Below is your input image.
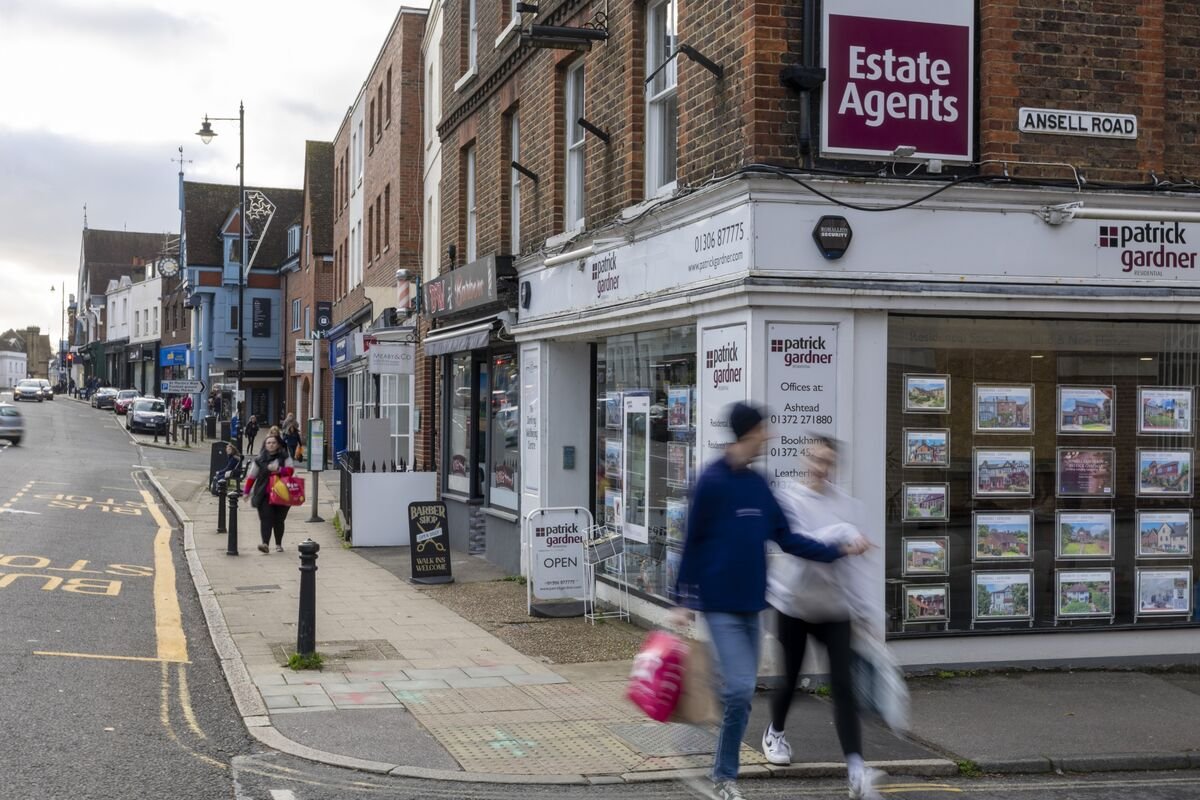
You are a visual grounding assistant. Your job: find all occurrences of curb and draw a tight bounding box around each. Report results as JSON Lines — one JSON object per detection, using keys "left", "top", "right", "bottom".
{"left": 141, "top": 464, "right": 963, "bottom": 785}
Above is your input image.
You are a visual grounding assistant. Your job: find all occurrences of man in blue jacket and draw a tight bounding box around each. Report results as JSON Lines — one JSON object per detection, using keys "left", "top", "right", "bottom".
{"left": 674, "top": 403, "right": 866, "bottom": 800}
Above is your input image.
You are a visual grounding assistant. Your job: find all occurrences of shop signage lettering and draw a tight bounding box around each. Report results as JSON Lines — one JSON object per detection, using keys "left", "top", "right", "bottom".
{"left": 408, "top": 501, "right": 452, "bottom": 584}
{"left": 705, "top": 341, "right": 742, "bottom": 389}
{"left": 765, "top": 323, "right": 838, "bottom": 489}
{"left": 367, "top": 342, "right": 415, "bottom": 375}
{"left": 591, "top": 252, "right": 619, "bottom": 297}
{"left": 521, "top": 345, "right": 541, "bottom": 494}
{"left": 526, "top": 508, "right": 588, "bottom": 605}
{"left": 1100, "top": 222, "right": 1199, "bottom": 277}
{"left": 822, "top": 1, "right": 974, "bottom": 161}
{"left": 422, "top": 255, "right": 513, "bottom": 319}
{"left": 1019, "top": 107, "right": 1137, "bottom": 140}
{"left": 699, "top": 324, "right": 749, "bottom": 467}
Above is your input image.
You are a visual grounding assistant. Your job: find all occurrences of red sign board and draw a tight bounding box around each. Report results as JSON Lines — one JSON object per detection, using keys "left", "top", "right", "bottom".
{"left": 822, "top": 1, "right": 974, "bottom": 162}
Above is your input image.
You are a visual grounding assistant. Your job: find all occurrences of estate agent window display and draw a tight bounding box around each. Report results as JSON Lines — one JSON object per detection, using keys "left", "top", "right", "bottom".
{"left": 888, "top": 316, "right": 1199, "bottom": 636}
{"left": 593, "top": 326, "right": 697, "bottom": 602}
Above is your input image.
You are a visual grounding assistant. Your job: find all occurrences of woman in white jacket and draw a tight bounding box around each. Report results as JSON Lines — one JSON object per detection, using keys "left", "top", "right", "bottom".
{"left": 762, "top": 436, "right": 884, "bottom": 800}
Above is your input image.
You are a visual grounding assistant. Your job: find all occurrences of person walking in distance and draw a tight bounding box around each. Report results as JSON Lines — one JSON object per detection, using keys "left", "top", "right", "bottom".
{"left": 245, "top": 433, "right": 294, "bottom": 553}
{"left": 762, "top": 437, "right": 884, "bottom": 800}
{"left": 245, "top": 414, "right": 260, "bottom": 455}
{"left": 672, "top": 404, "right": 868, "bottom": 800}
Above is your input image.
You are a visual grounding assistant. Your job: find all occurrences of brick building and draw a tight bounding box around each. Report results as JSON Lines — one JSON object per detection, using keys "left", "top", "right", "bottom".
{"left": 282, "top": 141, "right": 335, "bottom": 447}
{"left": 328, "top": 7, "right": 427, "bottom": 470}
{"left": 427, "top": 0, "right": 1200, "bottom": 663}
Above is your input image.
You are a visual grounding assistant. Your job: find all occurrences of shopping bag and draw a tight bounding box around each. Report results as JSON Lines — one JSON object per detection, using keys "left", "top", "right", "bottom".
{"left": 627, "top": 630, "right": 686, "bottom": 722}
{"left": 268, "top": 474, "right": 306, "bottom": 507}
{"left": 670, "top": 638, "right": 720, "bottom": 725}
{"left": 850, "top": 632, "right": 910, "bottom": 736}
{"left": 295, "top": 443, "right": 306, "bottom": 461}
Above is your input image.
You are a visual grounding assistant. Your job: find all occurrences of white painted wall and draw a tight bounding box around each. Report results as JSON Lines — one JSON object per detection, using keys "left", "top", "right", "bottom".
{"left": 348, "top": 87, "right": 367, "bottom": 291}
{"left": 129, "top": 274, "right": 162, "bottom": 345}
{"left": 422, "top": 0, "right": 443, "bottom": 284}
{"left": 0, "top": 351, "right": 26, "bottom": 387}
{"left": 105, "top": 278, "right": 132, "bottom": 343}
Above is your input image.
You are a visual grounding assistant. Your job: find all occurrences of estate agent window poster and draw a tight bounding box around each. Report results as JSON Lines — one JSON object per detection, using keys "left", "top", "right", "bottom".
{"left": 902, "top": 537, "right": 948, "bottom": 576}
{"left": 665, "top": 498, "right": 687, "bottom": 544}
{"left": 974, "top": 384, "right": 1033, "bottom": 433}
{"left": 622, "top": 394, "right": 651, "bottom": 543}
{"left": 1136, "top": 568, "right": 1192, "bottom": 617}
{"left": 605, "top": 392, "right": 624, "bottom": 429}
{"left": 973, "top": 512, "right": 1033, "bottom": 561}
{"left": 1136, "top": 510, "right": 1192, "bottom": 559}
{"left": 1138, "top": 387, "right": 1192, "bottom": 434}
{"left": 904, "top": 374, "right": 950, "bottom": 413}
{"left": 1056, "top": 511, "right": 1114, "bottom": 560}
{"left": 604, "top": 439, "right": 622, "bottom": 488}
{"left": 1056, "top": 448, "right": 1115, "bottom": 497}
{"left": 902, "top": 483, "right": 948, "bottom": 522}
{"left": 666, "top": 442, "right": 690, "bottom": 488}
{"left": 973, "top": 448, "right": 1034, "bottom": 497}
{"left": 973, "top": 571, "right": 1033, "bottom": 622}
{"left": 1056, "top": 569, "right": 1114, "bottom": 619}
{"left": 1057, "top": 386, "right": 1114, "bottom": 434}
{"left": 1137, "top": 449, "right": 1194, "bottom": 497}
{"left": 904, "top": 584, "right": 949, "bottom": 623}
{"left": 667, "top": 386, "right": 690, "bottom": 431}
{"left": 903, "top": 429, "right": 949, "bottom": 468}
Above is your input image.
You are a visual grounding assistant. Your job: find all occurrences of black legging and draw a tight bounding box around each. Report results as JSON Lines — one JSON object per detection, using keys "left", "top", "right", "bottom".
{"left": 770, "top": 610, "right": 862, "bottom": 757}
{"left": 258, "top": 502, "right": 290, "bottom": 546}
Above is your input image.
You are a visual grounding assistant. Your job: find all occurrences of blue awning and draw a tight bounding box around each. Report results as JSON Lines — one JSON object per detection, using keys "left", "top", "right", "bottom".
{"left": 160, "top": 343, "right": 190, "bottom": 367}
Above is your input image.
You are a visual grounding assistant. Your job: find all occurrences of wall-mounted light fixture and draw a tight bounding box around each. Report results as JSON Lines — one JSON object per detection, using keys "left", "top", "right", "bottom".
{"left": 1039, "top": 202, "right": 1200, "bottom": 226}
{"left": 891, "top": 145, "right": 917, "bottom": 158}
{"left": 577, "top": 118, "right": 610, "bottom": 144}
{"left": 523, "top": 24, "right": 608, "bottom": 51}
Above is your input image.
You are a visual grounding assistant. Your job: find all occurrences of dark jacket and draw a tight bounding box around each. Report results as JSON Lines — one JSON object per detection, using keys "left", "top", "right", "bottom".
{"left": 675, "top": 457, "right": 843, "bottom": 613}
{"left": 246, "top": 449, "right": 293, "bottom": 508}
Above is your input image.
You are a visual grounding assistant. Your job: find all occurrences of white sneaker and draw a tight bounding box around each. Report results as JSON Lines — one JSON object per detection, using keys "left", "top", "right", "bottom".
{"left": 848, "top": 766, "right": 887, "bottom": 800}
{"left": 714, "top": 781, "right": 747, "bottom": 800}
{"left": 761, "top": 725, "right": 792, "bottom": 765}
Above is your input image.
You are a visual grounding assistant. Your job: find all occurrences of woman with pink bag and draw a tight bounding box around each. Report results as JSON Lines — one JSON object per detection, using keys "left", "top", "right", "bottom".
{"left": 244, "top": 433, "right": 295, "bottom": 553}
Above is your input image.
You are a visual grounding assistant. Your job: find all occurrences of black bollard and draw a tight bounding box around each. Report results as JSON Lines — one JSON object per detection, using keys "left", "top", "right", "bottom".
{"left": 216, "top": 478, "right": 227, "bottom": 533}
{"left": 296, "top": 539, "right": 320, "bottom": 657}
{"left": 226, "top": 481, "right": 240, "bottom": 555}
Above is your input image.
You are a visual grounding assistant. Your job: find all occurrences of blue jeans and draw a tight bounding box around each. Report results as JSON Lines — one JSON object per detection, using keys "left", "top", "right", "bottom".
{"left": 705, "top": 611, "right": 761, "bottom": 782}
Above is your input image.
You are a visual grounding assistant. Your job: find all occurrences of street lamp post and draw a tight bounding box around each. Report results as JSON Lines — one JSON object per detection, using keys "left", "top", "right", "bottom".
{"left": 197, "top": 102, "right": 247, "bottom": 429}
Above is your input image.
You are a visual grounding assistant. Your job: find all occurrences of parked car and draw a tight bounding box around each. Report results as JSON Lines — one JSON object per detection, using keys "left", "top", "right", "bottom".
{"left": 92, "top": 387, "right": 118, "bottom": 409}
{"left": 13, "top": 379, "right": 43, "bottom": 402}
{"left": 0, "top": 402, "right": 23, "bottom": 445}
{"left": 128, "top": 398, "right": 168, "bottom": 434}
{"left": 37, "top": 379, "right": 54, "bottom": 400}
{"left": 113, "top": 390, "right": 140, "bottom": 415}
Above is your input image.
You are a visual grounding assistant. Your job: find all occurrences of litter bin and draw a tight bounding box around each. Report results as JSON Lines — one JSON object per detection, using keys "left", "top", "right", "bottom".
{"left": 204, "top": 414, "right": 217, "bottom": 439}
{"left": 209, "top": 441, "right": 231, "bottom": 494}
{"left": 219, "top": 420, "right": 232, "bottom": 442}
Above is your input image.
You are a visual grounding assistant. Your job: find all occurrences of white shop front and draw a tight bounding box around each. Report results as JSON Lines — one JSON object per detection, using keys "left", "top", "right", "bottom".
{"left": 514, "top": 174, "right": 1200, "bottom": 668}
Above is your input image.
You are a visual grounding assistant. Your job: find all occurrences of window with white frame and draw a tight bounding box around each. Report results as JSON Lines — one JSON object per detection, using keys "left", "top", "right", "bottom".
{"left": 468, "top": 0, "right": 478, "bottom": 72}
{"left": 379, "top": 372, "right": 414, "bottom": 467}
{"left": 134, "top": 310, "right": 140, "bottom": 336}
{"left": 304, "top": 306, "right": 310, "bottom": 336}
{"left": 291, "top": 298, "right": 301, "bottom": 332}
{"left": 287, "top": 224, "right": 301, "bottom": 257}
{"left": 564, "top": 61, "right": 586, "bottom": 231}
{"left": 426, "top": 63, "right": 436, "bottom": 146}
{"left": 646, "top": 0, "right": 678, "bottom": 196}
{"left": 510, "top": 113, "right": 521, "bottom": 254}
{"left": 465, "top": 144, "right": 477, "bottom": 263}
{"left": 153, "top": 306, "right": 158, "bottom": 334}
{"left": 357, "top": 120, "right": 364, "bottom": 183}
{"left": 351, "top": 130, "right": 359, "bottom": 195}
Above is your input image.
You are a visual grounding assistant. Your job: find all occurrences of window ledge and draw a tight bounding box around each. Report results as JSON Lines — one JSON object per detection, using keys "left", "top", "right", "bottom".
{"left": 453, "top": 67, "right": 478, "bottom": 93}
{"left": 494, "top": 17, "right": 521, "bottom": 49}
{"left": 484, "top": 505, "right": 519, "bottom": 523}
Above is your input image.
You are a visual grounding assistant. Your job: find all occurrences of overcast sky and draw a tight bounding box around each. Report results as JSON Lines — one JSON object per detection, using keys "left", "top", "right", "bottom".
{"left": 0, "top": 0, "right": 428, "bottom": 347}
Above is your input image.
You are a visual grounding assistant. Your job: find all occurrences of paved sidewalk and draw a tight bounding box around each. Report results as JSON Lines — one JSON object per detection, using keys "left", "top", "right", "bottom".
{"left": 142, "top": 448, "right": 1200, "bottom": 784}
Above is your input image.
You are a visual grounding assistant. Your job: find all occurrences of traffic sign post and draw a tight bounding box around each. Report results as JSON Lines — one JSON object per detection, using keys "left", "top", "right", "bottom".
{"left": 161, "top": 379, "right": 206, "bottom": 395}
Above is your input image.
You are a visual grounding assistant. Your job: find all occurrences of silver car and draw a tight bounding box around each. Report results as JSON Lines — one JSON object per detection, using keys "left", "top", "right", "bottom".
{"left": 128, "top": 398, "right": 168, "bottom": 434}
{"left": 0, "top": 403, "right": 23, "bottom": 444}
{"left": 13, "top": 379, "right": 42, "bottom": 402}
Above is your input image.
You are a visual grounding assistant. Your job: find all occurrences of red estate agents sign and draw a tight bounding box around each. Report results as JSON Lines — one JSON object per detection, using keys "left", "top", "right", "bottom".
{"left": 821, "top": 0, "right": 974, "bottom": 162}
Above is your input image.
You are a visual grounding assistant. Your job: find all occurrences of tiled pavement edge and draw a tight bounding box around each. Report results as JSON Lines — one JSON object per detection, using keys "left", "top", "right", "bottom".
{"left": 138, "top": 455, "right": 957, "bottom": 784}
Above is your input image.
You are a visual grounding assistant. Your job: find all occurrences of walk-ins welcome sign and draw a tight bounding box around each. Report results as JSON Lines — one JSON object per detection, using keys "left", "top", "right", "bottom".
{"left": 822, "top": 0, "right": 974, "bottom": 162}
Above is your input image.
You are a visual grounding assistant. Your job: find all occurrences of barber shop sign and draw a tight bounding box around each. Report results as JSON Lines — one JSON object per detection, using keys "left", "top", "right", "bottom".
{"left": 821, "top": 0, "right": 974, "bottom": 162}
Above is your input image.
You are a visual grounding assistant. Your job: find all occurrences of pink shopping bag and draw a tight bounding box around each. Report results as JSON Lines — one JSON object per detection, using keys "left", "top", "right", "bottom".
{"left": 627, "top": 630, "right": 687, "bottom": 722}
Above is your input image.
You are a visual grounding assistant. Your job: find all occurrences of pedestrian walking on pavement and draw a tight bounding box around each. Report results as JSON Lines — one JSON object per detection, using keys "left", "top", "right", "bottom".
{"left": 763, "top": 436, "right": 885, "bottom": 800}
{"left": 245, "top": 414, "right": 260, "bottom": 454}
{"left": 245, "top": 433, "right": 295, "bottom": 553}
{"left": 671, "top": 403, "right": 868, "bottom": 800}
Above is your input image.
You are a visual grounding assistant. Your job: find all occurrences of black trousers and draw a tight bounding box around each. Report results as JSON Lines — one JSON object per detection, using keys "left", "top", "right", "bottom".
{"left": 770, "top": 610, "right": 862, "bottom": 757}
{"left": 257, "top": 502, "right": 290, "bottom": 546}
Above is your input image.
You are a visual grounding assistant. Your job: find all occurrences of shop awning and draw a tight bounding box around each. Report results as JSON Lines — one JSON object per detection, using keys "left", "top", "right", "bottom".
{"left": 422, "top": 317, "right": 505, "bottom": 357}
